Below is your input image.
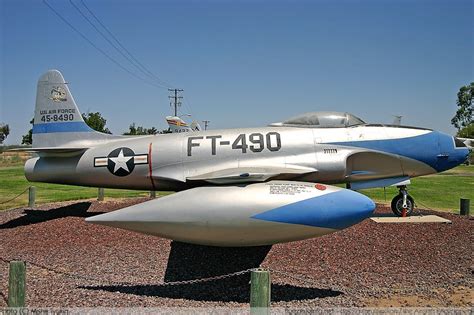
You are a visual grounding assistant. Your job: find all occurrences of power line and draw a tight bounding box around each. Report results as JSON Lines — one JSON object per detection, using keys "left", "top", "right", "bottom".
{"left": 182, "top": 95, "right": 195, "bottom": 118}
{"left": 78, "top": 0, "right": 174, "bottom": 88}
{"left": 68, "top": 0, "right": 169, "bottom": 89}
{"left": 42, "top": 0, "right": 166, "bottom": 89}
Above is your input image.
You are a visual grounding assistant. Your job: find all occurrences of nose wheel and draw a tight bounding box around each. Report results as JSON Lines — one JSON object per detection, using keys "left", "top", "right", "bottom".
{"left": 391, "top": 186, "right": 414, "bottom": 216}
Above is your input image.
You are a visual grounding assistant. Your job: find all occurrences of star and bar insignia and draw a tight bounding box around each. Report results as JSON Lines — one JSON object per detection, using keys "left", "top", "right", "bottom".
{"left": 94, "top": 147, "right": 148, "bottom": 177}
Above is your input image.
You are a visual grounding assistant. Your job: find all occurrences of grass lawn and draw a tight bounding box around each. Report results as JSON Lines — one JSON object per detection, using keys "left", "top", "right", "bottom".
{"left": 1, "top": 162, "right": 472, "bottom": 213}
{"left": 0, "top": 165, "right": 171, "bottom": 211}
{"left": 360, "top": 165, "right": 474, "bottom": 212}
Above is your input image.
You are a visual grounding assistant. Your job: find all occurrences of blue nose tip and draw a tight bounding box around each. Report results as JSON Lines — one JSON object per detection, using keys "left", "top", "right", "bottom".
{"left": 252, "top": 189, "right": 376, "bottom": 230}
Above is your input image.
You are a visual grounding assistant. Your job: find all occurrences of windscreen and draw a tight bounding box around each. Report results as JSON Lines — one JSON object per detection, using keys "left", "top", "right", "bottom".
{"left": 273, "top": 112, "right": 365, "bottom": 128}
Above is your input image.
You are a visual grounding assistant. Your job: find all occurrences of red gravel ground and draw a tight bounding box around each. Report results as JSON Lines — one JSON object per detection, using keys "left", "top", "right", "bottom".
{"left": 0, "top": 198, "right": 472, "bottom": 308}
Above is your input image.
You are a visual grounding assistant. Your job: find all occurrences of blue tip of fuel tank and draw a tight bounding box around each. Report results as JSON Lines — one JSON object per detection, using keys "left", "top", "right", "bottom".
{"left": 252, "top": 189, "right": 376, "bottom": 230}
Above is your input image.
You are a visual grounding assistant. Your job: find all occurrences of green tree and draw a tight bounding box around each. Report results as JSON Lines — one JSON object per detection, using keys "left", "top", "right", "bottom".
{"left": 0, "top": 124, "right": 10, "bottom": 144}
{"left": 21, "top": 118, "right": 34, "bottom": 145}
{"left": 82, "top": 112, "right": 111, "bottom": 134}
{"left": 451, "top": 82, "right": 473, "bottom": 130}
{"left": 457, "top": 123, "right": 474, "bottom": 138}
{"left": 21, "top": 130, "right": 32, "bottom": 145}
{"left": 123, "top": 123, "right": 159, "bottom": 135}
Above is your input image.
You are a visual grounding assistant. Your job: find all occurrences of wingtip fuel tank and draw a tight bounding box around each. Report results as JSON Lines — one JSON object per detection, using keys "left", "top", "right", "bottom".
{"left": 86, "top": 181, "right": 375, "bottom": 246}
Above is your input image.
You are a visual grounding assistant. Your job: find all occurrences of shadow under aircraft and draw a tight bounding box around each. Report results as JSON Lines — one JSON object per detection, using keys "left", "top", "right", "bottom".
{"left": 0, "top": 202, "right": 102, "bottom": 229}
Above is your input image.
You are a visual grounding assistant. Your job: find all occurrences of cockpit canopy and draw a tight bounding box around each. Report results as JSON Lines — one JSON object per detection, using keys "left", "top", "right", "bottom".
{"left": 270, "top": 111, "right": 366, "bottom": 128}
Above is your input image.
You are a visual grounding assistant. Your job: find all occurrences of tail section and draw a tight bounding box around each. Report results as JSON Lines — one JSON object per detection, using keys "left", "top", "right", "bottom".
{"left": 33, "top": 70, "right": 120, "bottom": 148}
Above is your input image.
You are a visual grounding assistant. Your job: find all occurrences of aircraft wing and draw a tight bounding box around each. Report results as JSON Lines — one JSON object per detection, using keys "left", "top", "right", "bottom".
{"left": 164, "top": 147, "right": 432, "bottom": 187}
{"left": 153, "top": 145, "right": 434, "bottom": 187}
{"left": 186, "top": 166, "right": 318, "bottom": 184}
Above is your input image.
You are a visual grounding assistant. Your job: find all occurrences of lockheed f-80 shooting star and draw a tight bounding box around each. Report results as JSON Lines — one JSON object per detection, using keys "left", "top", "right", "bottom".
{"left": 23, "top": 70, "right": 469, "bottom": 246}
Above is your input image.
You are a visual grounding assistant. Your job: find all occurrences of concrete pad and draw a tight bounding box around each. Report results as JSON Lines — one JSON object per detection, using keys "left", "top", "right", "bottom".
{"left": 370, "top": 215, "right": 451, "bottom": 224}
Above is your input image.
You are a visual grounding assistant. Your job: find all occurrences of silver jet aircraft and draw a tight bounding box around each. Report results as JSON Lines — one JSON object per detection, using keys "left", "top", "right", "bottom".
{"left": 24, "top": 70, "right": 469, "bottom": 246}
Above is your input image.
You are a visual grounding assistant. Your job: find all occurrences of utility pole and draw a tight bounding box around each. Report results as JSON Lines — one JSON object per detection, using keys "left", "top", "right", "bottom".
{"left": 168, "top": 88, "right": 183, "bottom": 116}
{"left": 203, "top": 120, "right": 210, "bottom": 130}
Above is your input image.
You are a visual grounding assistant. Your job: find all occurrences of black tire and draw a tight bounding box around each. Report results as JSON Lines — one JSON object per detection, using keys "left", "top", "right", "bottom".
{"left": 391, "top": 194, "right": 414, "bottom": 216}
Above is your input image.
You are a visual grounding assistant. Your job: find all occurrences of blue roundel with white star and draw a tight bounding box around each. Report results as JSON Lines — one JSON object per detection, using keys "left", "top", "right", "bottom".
{"left": 107, "top": 147, "right": 136, "bottom": 176}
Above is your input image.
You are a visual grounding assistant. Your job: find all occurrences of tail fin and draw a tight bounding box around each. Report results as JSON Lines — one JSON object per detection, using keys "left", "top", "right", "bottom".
{"left": 33, "top": 70, "right": 120, "bottom": 148}
{"left": 190, "top": 120, "right": 202, "bottom": 131}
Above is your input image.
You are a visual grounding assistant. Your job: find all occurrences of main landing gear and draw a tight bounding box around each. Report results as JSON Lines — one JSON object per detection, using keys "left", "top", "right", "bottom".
{"left": 391, "top": 185, "right": 414, "bottom": 216}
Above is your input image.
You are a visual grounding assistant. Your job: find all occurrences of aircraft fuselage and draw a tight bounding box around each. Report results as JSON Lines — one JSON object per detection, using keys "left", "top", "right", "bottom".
{"left": 25, "top": 124, "right": 468, "bottom": 191}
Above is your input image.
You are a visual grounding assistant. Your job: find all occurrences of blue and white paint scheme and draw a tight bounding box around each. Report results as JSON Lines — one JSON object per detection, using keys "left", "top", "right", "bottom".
{"left": 24, "top": 70, "right": 469, "bottom": 246}
{"left": 86, "top": 181, "right": 375, "bottom": 246}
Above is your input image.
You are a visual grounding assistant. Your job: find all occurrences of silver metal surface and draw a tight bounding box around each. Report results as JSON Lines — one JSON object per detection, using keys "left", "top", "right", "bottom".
{"left": 22, "top": 70, "right": 470, "bottom": 246}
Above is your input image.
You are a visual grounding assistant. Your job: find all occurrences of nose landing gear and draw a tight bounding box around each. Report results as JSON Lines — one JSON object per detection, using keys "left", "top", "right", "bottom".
{"left": 391, "top": 185, "right": 414, "bottom": 216}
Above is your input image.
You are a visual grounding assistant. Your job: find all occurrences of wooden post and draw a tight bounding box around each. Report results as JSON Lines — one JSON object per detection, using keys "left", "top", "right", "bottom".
{"left": 28, "top": 186, "right": 36, "bottom": 208}
{"left": 460, "top": 198, "right": 470, "bottom": 216}
{"left": 8, "top": 261, "right": 26, "bottom": 307}
{"left": 97, "top": 188, "right": 104, "bottom": 201}
{"left": 150, "top": 191, "right": 156, "bottom": 198}
{"left": 250, "top": 268, "right": 270, "bottom": 312}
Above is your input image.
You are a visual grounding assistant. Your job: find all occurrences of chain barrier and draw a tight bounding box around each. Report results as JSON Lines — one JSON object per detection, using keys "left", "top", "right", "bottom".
{"left": 1, "top": 256, "right": 471, "bottom": 303}
{"left": 414, "top": 199, "right": 438, "bottom": 214}
{"left": 0, "top": 256, "right": 253, "bottom": 287}
{"left": 408, "top": 191, "right": 448, "bottom": 216}
{"left": 149, "top": 268, "right": 253, "bottom": 286}
{"left": 0, "top": 187, "right": 29, "bottom": 206}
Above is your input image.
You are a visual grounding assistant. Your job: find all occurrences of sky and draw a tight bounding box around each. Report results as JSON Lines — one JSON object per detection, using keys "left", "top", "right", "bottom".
{"left": 0, "top": 0, "right": 473, "bottom": 144}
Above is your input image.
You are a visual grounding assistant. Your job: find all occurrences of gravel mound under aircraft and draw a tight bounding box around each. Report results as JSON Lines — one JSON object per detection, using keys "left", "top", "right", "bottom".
{"left": 24, "top": 70, "right": 469, "bottom": 246}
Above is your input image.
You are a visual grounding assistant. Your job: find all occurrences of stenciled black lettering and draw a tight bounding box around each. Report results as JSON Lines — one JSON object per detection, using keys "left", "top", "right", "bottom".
{"left": 249, "top": 133, "right": 264, "bottom": 152}
{"left": 206, "top": 135, "right": 222, "bottom": 155}
{"left": 187, "top": 136, "right": 204, "bottom": 156}
{"left": 266, "top": 132, "right": 281, "bottom": 151}
{"left": 232, "top": 134, "right": 248, "bottom": 153}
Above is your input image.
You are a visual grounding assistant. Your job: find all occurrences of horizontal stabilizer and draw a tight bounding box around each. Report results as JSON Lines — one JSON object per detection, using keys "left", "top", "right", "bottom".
{"left": 10, "top": 147, "right": 88, "bottom": 158}
{"left": 10, "top": 147, "right": 87, "bottom": 153}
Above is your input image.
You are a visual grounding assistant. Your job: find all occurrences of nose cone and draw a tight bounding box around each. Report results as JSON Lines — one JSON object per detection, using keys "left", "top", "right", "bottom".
{"left": 252, "top": 189, "right": 376, "bottom": 230}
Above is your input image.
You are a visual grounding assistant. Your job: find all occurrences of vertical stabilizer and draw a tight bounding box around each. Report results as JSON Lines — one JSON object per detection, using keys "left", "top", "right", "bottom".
{"left": 32, "top": 70, "right": 120, "bottom": 148}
